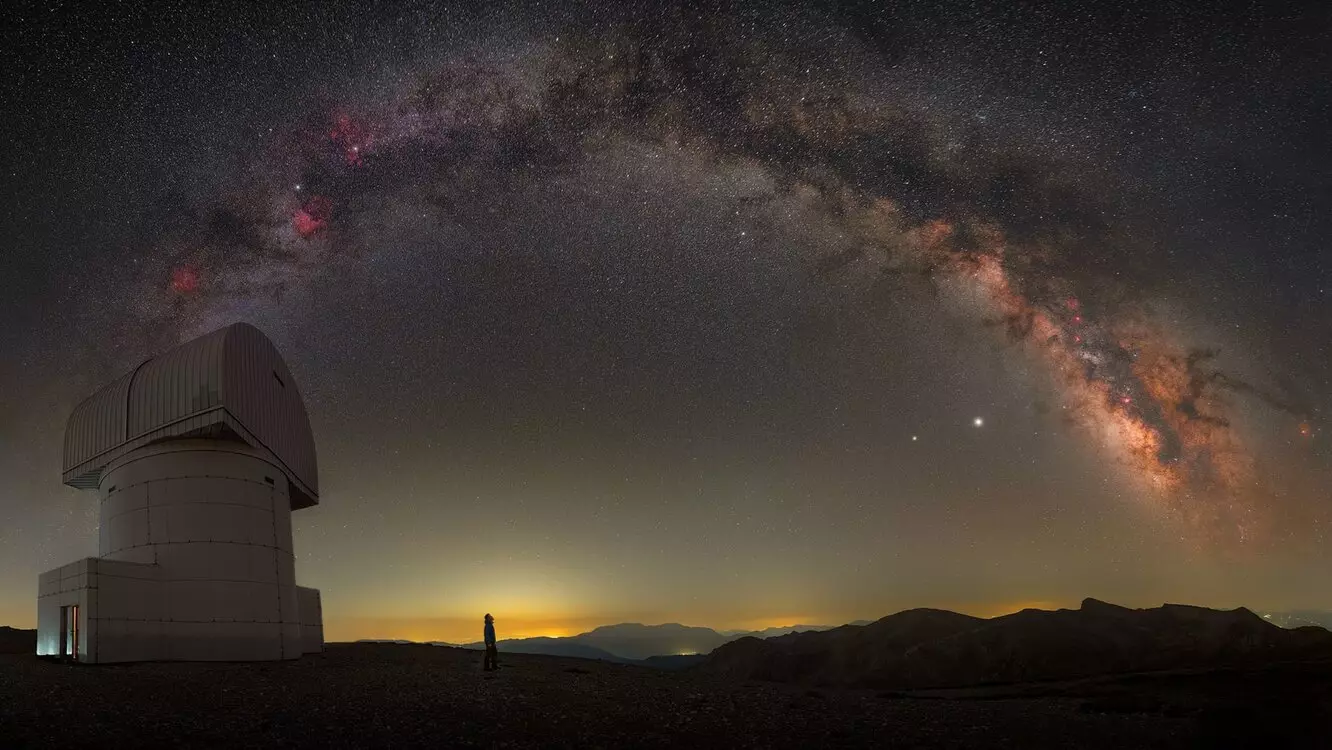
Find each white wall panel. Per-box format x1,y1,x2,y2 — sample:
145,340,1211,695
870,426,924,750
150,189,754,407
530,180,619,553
209,504,251,544
155,542,212,580
104,507,149,555
276,554,296,587
234,480,273,509
297,586,324,654
101,490,125,521
162,477,213,510
247,546,279,584
36,589,62,656
207,542,252,579
165,579,213,621
99,559,161,581
273,507,294,553
148,503,170,544
102,511,126,554
82,615,99,663
105,546,156,564
249,509,278,547
98,575,130,620
280,620,302,658
127,509,150,549
166,502,212,543
121,483,148,511
98,618,162,664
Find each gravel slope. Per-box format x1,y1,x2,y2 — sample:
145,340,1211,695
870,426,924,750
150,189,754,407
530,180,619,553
1,643,1327,748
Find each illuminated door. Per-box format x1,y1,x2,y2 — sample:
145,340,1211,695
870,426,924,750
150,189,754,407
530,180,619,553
60,605,79,661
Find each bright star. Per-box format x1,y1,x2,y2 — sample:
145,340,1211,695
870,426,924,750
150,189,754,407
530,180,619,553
973,417,984,427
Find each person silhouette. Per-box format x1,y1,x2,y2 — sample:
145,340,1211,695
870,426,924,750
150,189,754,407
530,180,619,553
483,613,498,672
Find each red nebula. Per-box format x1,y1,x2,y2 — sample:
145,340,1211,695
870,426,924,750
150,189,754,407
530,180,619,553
920,219,954,248
169,266,199,294
293,195,333,237
1299,422,1313,437
1065,297,1080,310
329,113,373,166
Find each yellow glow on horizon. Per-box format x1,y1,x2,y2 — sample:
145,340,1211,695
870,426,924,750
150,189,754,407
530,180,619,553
0,606,34,630
965,600,1068,618
328,611,868,644
722,615,826,631
321,600,1094,644
326,614,621,644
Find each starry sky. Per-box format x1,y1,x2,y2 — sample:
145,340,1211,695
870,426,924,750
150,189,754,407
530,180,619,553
2,0,1329,643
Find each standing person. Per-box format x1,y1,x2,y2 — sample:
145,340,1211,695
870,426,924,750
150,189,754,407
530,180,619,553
483,613,498,672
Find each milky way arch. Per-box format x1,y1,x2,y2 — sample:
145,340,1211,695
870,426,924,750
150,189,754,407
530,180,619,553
128,11,1310,547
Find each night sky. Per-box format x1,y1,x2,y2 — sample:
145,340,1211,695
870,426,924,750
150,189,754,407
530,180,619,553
2,0,1329,643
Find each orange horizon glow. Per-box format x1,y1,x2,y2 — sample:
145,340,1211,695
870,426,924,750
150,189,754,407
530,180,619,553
0,596,1286,643
322,600,1100,643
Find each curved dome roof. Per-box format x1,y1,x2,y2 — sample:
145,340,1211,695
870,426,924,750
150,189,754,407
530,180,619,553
62,323,319,509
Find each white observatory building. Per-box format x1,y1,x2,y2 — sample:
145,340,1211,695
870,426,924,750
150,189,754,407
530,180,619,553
37,322,324,662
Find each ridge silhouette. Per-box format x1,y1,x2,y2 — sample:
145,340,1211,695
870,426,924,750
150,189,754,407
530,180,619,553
702,599,1332,688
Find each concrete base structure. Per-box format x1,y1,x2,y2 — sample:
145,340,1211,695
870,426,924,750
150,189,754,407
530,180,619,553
37,440,322,663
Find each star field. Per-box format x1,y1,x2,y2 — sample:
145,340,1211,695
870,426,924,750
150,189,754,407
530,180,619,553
1,0,1329,642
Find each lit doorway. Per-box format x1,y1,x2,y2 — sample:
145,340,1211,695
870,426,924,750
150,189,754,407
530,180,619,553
59,605,79,661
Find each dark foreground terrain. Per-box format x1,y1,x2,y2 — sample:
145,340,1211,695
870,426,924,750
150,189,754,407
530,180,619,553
2,643,1331,749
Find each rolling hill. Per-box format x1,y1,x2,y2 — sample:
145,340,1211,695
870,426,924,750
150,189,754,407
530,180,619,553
455,622,845,661
1260,610,1332,630
701,598,1332,688
0,626,36,654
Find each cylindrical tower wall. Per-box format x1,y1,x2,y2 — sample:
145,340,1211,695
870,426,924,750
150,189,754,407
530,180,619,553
97,439,303,660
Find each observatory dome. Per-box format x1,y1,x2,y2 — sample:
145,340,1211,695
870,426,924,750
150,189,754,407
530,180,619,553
61,322,319,508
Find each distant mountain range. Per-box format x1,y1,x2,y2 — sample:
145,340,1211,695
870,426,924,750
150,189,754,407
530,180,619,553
0,626,36,654
1260,610,1332,630
355,607,1332,669
357,621,861,663
718,622,872,638
701,598,1332,689
8,600,1332,684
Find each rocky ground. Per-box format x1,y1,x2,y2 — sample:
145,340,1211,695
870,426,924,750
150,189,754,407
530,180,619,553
1,643,1330,748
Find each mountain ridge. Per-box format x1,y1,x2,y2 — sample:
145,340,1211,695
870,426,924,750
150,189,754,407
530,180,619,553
702,598,1332,688
356,621,853,662
350,604,1332,666
451,621,846,661
0,626,36,654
